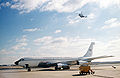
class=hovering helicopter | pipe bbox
[78,12,87,18]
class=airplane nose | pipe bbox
[14,61,19,65]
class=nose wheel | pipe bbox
[25,64,31,72]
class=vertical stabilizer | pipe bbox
[83,42,95,57]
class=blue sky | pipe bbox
[0,0,120,64]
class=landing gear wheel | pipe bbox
[88,72,90,75]
[27,67,31,72]
[25,64,31,72]
[55,66,58,70]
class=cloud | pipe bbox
[33,36,95,57]
[105,18,117,24]
[0,56,19,64]
[12,43,27,50]
[0,2,11,8]
[23,28,40,32]
[87,13,96,20]
[34,36,68,46]
[11,0,49,14]
[67,15,80,24]
[0,49,15,55]
[87,26,92,29]
[6,2,11,6]
[5,0,119,14]
[93,38,120,61]
[34,36,53,45]
[16,35,27,42]
[12,35,28,50]
[33,36,120,60]
[0,35,30,61]
[54,30,62,33]
[97,0,120,8]
[1,36,120,64]
[101,18,120,29]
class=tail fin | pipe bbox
[83,42,95,57]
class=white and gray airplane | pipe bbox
[14,42,113,71]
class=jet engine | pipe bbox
[79,61,91,65]
[55,63,70,70]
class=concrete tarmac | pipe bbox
[0,65,120,78]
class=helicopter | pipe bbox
[78,12,87,18]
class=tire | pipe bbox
[27,67,31,72]
[55,66,58,70]
[88,72,90,75]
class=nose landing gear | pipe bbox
[25,64,31,72]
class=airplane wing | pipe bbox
[81,55,113,62]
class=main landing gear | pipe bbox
[55,65,70,70]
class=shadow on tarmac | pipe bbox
[37,69,55,71]
[37,69,78,71]
[72,74,86,76]
[72,74,114,78]
[93,75,114,78]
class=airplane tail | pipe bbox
[83,42,95,57]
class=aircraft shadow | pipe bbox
[93,69,105,70]
[72,74,86,76]
[37,69,78,71]
[93,75,114,78]
[37,69,55,71]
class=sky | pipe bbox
[0,0,120,64]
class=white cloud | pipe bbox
[0,2,11,7]
[11,0,49,14]
[33,36,120,60]
[9,0,120,14]
[1,36,120,64]
[54,30,62,33]
[102,18,120,29]
[93,38,120,61]
[105,18,117,24]
[0,0,119,13]
[16,35,27,42]
[87,13,95,20]
[6,2,11,6]
[0,56,19,64]
[23,28,40,32]
[12,35,28,50]
[41,0,69,12]
[34,36,53,45]
[97,0,120,8]
[88,26,92,29]
[67,15,80,24]
[12,43,27,50]
[33,36,95,57]
[34,36,68,46]
[0,49,15,55]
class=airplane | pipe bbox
[14,42,113,71]
[78,12,87,18]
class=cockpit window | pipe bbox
[20,58,24,61]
